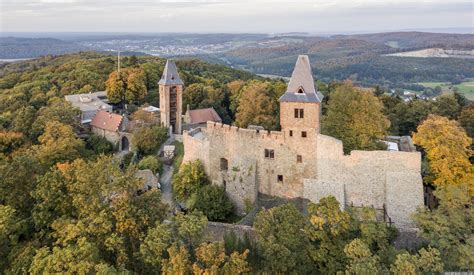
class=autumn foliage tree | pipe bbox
[413,115,473,193]
[322,82,390,153]
[106,68,147,105]
[235,80,282,130]
[35,121,84,167]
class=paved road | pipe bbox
[159,164,176,212]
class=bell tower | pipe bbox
[279,55,323,136]
[159,60,184,134]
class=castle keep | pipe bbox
[183,55,423,229]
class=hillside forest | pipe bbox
[0,53,472,273]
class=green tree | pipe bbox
[138,155,162,174]
[85,134,114,155]
[322,82,390,153]
[415,183,473,270]
[433,94,461,119]
[0,153,42,215]
[0,131,24,155]
[29,238,115,274]
[132,125,167,155]
[344,239,381,274]
[458,104,474,138]
[0,205,24,271]
[172,160,209,202]
[192,241,250,274]
[306,196,352,273]
[188,185,233,222]
[389,247,443,274]
[12,106,36,137]
[31,101,80,140]
[140,223,173,271]
[172,211,208,251]
[253,204,311,273]
[384,98,433,136]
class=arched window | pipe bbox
[297,86,305,94]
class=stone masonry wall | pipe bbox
[302,134,424,228]
[183,123,424,229]
[92,127,120,146]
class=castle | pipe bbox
[182,55,424,229]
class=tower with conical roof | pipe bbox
[279,55,323,136]
[159,60,184,134]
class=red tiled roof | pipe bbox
[189,108,222,124]
[91,110,123,132]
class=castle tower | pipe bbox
[279,55,323,136]
[159,60,184,134]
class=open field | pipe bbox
[418,81,474,100]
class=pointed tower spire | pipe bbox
[279,55,323,103]
[158,60,184,86]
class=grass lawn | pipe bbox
[172,140,184,172]
[418,81,474,100]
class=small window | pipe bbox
[297,155,302,163]
[302,131,307,138]
[289,130,293,137]
[223,180,226,189]
[264,149,275,159]
[220,158,228,171]
[277,175,283,182]
[294,108,304,118]
[297,87,304,94]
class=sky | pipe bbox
[1,0,473,34]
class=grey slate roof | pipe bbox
[158,60,184,86]
[279,55,323,103]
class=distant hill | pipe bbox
[0,37,87,59]
[335,32,474,49]
[206,32,474,88]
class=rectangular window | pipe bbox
[277,175,283,182]
[264,149,274,159]
[297,155,302,163]
[294,108,304,118]
[289,130,293,137]
[302,131,307,138]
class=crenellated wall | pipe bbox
[303,134,423,228]
[183,122,424,228]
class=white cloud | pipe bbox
[0,0,471,33]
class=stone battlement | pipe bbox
[204,121,286,141]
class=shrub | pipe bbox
[85,134,114,155]
[138,155,162,174]
[132,125,167,155]
[189,185,233,222]
[172,160,209,202]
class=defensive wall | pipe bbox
[183,122,424,229]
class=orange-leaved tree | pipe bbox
[413,115,473,194]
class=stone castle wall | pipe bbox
[183,122,424,228]
[303,134,423,228]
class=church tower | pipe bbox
[159,60,184,134]
[279,55,323,137]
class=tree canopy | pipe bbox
[322,81,390,153]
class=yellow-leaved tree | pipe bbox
[413,115,473,194]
